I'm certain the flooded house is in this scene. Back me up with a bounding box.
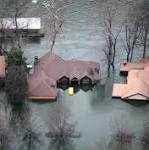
[0,17,44,37]
[113,67,149,101]
[28,52,100,101]
[120,57,149,75]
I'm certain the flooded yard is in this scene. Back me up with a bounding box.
[6,0,149,149]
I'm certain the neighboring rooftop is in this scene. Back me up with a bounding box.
[120,58,149,75]
[113,67,149,101]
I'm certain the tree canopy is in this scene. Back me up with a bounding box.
[5,65,28,104]
[7,47,27,67]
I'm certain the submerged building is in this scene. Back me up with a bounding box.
[120,57,149,75]
[0,17,44,37]
[28,52,100,101]
[113,58,149,101]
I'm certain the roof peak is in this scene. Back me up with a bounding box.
[39,51,63,62]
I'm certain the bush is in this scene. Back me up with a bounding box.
[7,48,27,67]
[5,65,28,104]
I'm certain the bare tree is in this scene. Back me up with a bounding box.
[135,0,149,58]
[7,0,30,48]
[38,0,69,52]
[140,121,149,150]
[19,103,44,150]
[49,139,76,150]
[0,104,12,150]
[110,117,135,150]
[122,16,142,62]
[121,0,149,61]
[46,102,81,149]
[96,137,109,150]
[102,8,122,77]
[0,0,12,54]
[0,19,8,55]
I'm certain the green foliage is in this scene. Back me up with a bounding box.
[5,65,28,104]
[7,48,27,67]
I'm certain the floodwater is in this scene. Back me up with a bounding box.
[21,0,149,149]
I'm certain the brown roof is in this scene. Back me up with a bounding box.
[112,84,126,98]
[120,58,149,73]
[122,78,149,99]
[113,66,149,100]
[29,52,100,99]
[120,63,145,72]
[0,56,5,79]
[38,51,64,63]
[69,67,82,80]
[33,52,100,81]
[28,71,57,100]
[139,57,149,63]
[80,71,94,80]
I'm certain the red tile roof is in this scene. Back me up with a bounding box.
[28,52,100,100]
[28,71,57,100]
[120,58,149,73]
[34,52,100,81]
[122,78,149,99]
[113,66,149,101]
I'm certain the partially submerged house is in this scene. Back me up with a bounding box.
[120,58,149,75]
[113,66,149,101]
[0,17,44,37]
[28,71,57,101]
[28,52,100,101]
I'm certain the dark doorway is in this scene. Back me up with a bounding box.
[80,76,92,86]
[71,77,79,87]
[57,76,69,90]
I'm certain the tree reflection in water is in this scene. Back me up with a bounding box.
[49,139,76,150]
[47,102,81,150]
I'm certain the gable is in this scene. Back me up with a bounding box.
[124,93,148,100]
[59,75,69,80]
[81,75,92,80]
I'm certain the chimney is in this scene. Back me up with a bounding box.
[34,56,38,65]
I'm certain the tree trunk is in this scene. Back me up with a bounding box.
[126,50,130,62]
[15,16,21,49]
[130,49,133,62]
[50,28,57,52]
[27,135,32,150]
[143,28,148,58]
